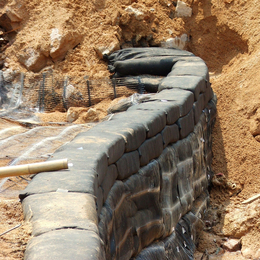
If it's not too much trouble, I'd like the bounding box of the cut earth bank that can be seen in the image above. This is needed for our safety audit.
[1,0,260,259]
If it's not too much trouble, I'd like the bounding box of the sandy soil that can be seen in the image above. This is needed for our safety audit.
[1,0,260,259]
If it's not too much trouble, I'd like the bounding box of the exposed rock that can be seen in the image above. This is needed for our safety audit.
[125,6,145,20]
[176,1,192,17]
[82,108,99,122]
[223,239,241,252]
[2,68,16,82]
[161,34,188,49]
[18,47,48,72]
[241,246,260,259]
[223,201,260,238]
[50,28,83,62]
[66,107,88,123]
[65,84,76,99]
[249,119,260,136]
[6,8,22,22]
[67,107,100,123]
[95,37,120,59]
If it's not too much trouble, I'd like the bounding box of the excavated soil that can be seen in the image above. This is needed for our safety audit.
[1,0,260,259]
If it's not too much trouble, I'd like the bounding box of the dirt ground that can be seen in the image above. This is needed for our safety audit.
[1,0,260,259]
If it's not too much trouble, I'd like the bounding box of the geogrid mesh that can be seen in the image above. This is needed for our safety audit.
[0,71,145,117]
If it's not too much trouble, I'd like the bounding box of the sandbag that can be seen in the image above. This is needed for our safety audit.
[109,56,178,76]
[161,124,179,148]
[120,109,166,138]
[173,138,193,162]
[150,88,194,117]
[89,119,147,153]
[204,85,214,105]
[46,141,108,187]
[164,231,191,260]
[169,59,209,82]
[193,94,205,125]
[107,47,194,64]
[97,186,104,217]
[177,158,194,214]
[128,99,180,125]
[22,192,98,237]
[125,161,161,211]
[111,199,136,260]
[101,164,118,204]
[157,147,181,236]
[107,93,154,114]
[104,181,126,211]
[114,75,162,93]
[116,151,140,180]
[177,109,195,139]
[191,190,210,220]
[74,129,126,165]
[19,169,98,201]
[138,134,164,166]
[158,75,207,101]
[134,242,166,260]
[98,205,114,259]
[24,229,105,260]
[131,209,165,254]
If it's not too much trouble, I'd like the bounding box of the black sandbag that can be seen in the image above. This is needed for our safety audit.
[87,119,147,153]
[183,212,203,244]
[161,124,179,148]
[107,47,194,64]
[158,75,207,101]
[173,138,193,162]
[22,192,98,237]
[73,128,126,165]
[112,109,166,139]
[131,208,165,253]
[98,205,113,259]
[206,92,217,123]
[177,109,195,139]
[101,164,118,203]
[128,99,180,125]
[19,169,98,201]
[169,59,209,82]
[191,190,210,220]
[193,94,205,125]
[164,231,191,260]
[175,222,195,259]
[97,186,104,217]
[177,158,194,214]
[112,200,136,260]
[157,147,182,236]
[109,56,178,76]
[134,241,166,260]
[125,161,161,211]
[43,139,108,188]
[116,151,140,180]
[24,229,105,260]
[138,134,164,166]
[116,75,163,93]
[204,85,214,105]
[150,88,194,117]
[104,180,126,211]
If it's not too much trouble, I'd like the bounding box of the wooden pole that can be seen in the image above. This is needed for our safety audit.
[0,159,68,178]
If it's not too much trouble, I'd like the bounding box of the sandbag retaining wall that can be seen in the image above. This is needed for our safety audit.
[19,48,216,260]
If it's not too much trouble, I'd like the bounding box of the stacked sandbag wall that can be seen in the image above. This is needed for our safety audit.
[19,48,216,260]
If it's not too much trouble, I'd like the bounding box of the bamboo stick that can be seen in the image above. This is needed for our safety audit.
[0,159,68,178]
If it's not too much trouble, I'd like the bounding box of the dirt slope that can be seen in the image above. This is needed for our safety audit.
[1,0,260,259]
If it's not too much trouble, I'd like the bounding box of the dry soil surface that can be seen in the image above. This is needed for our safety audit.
[1,0,260,259]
